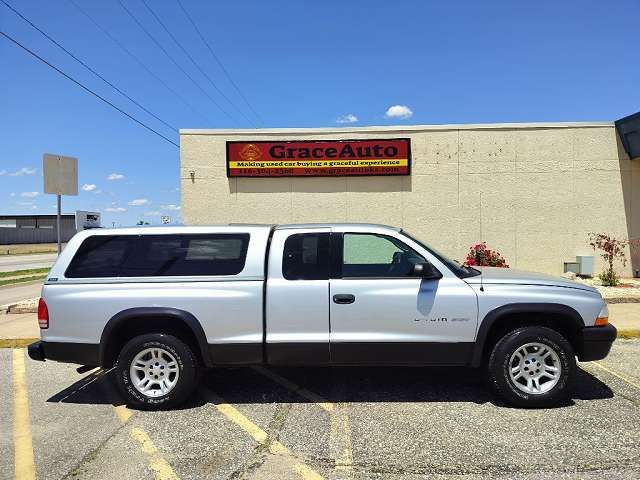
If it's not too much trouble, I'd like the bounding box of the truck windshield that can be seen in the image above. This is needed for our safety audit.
[400,230,481,279]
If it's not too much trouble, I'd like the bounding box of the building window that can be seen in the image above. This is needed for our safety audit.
[0,219,17,228]
[37,218,55,229]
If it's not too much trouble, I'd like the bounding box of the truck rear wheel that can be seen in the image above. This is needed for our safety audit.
[488,326,575,408]
[116,333,198,410]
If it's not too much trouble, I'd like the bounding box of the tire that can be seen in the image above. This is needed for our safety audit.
[115,333,198,410]
[488,326,576,408]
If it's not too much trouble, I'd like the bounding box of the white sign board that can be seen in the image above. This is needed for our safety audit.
[75,210,101,231]
[43,153,78,196]
[161,216,171,225]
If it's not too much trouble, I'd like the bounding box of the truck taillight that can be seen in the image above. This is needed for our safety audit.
[37,298,49,329]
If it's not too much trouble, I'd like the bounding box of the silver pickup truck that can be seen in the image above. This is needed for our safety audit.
[28,223,616,409]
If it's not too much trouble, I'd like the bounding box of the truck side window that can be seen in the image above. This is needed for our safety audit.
[65,235,134,278]
[282,233,330,280]
[66,234,250,278]
[121,234,249,276]
[342,233,424,278]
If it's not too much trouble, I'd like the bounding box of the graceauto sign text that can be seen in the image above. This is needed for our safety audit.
[226,139,411,177]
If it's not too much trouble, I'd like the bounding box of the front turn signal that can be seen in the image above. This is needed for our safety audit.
[595,304,609,326]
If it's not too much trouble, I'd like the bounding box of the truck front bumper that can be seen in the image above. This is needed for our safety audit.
[577,324,617,362]
[27,340,100,366]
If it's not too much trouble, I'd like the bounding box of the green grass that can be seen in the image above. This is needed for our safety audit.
[0,267,50,278]
[0,274,48,287]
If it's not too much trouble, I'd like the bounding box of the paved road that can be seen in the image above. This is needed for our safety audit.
[0,282,43,306]
[1,340,639,480]
[0,253,57,273]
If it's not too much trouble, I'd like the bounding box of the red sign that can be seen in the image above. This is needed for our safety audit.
[226,139,411,177]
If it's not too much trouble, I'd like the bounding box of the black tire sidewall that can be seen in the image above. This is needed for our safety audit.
[489,327,575,408]
[116,334,197,410]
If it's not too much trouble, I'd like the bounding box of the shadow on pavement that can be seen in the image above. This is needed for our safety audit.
[47,365,614,410]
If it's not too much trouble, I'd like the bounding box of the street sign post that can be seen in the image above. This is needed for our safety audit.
[43,154,78,255]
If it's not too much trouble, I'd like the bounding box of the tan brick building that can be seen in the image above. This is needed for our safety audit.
[180,122,639,276]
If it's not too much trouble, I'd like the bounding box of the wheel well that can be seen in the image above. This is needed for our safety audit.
[101,316,204,368]
[481,312,581,362]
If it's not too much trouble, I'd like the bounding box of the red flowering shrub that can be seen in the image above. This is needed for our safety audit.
[465,242,509,268]
[588,233,628,286]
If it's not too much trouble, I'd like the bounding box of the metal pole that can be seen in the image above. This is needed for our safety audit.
[56,194,61,255]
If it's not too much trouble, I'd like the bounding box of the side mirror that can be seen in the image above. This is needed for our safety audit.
[411,262,443,279]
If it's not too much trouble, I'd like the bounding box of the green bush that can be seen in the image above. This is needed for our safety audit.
[598,268,620,287]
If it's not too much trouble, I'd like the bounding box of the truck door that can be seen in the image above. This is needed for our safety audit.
[266,228,331,365]
[329,231,478,365]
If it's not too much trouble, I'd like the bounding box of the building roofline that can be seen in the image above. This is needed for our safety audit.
[180,121,614,136]
[0,214,75,219]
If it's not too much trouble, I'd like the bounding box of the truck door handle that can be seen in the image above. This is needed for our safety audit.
[333,294,355,304]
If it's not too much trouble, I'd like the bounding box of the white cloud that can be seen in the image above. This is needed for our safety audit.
[20,191,39,198]
[144,211,161,216]
[104,207,127,213]
[384,105,413,120]
[107,173,125,181]
[82,183,97,192]
[336,114,358,124]
[0,170,6,176]
[161,204,181,211]
[16,201,34,206]
[10,192,15,197]
[128,198,149,206]
[9,167,37,176]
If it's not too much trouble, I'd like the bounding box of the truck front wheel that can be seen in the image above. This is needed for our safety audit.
[115,333,198,410]
[488,326,576,408]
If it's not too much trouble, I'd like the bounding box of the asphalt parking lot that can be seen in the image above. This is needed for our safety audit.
[1,340,639,480]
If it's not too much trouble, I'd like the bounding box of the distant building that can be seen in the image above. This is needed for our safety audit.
[0,214,76,245]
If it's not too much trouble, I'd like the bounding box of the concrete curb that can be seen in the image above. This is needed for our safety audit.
[0,338,39,348]
[1,297,39,314]
[605,298,640,304]
[617,329,640,339]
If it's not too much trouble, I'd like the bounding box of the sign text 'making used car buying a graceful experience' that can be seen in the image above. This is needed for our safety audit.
[226,139,411,177]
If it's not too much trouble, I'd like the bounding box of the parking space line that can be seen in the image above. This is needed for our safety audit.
[252,367,353,478]
[330,406,354,478]
[130,428,180,480]
[113,406,180,480]
[114,404,133,423]
[253,366,334,412]
[206,389,325,480]
[592,361,640,390]
[12,348,35,480]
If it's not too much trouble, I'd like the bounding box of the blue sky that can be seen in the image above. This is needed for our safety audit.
[2,0,639,226]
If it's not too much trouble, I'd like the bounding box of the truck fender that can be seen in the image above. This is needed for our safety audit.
[99,307,212,367]
[470,303,584,368]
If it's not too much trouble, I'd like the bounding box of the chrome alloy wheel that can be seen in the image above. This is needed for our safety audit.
[129,347,180,398]
[508,342,561,395]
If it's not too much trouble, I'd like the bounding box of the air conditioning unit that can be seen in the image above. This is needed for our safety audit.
[563,255,594,277]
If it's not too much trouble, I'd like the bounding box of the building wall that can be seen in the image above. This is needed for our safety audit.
[0,216,77,245]
[180,123,640,276]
